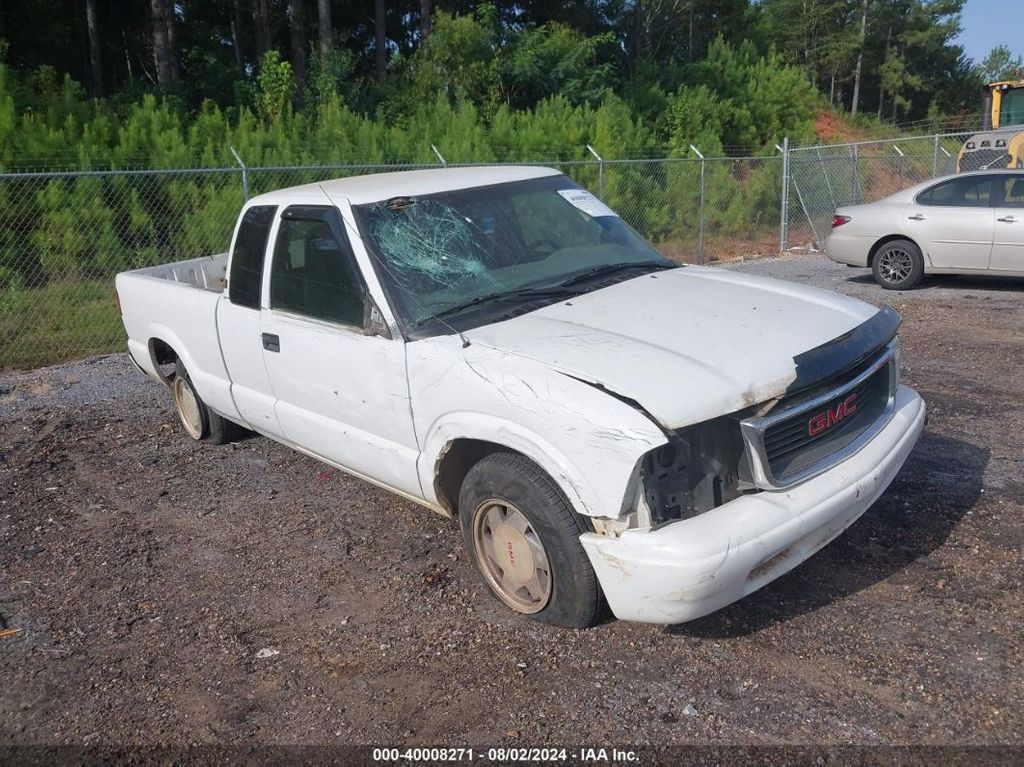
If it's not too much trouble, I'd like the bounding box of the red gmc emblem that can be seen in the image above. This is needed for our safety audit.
[808,393,858,437]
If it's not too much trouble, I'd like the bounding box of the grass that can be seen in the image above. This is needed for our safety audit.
[0,280,125,369]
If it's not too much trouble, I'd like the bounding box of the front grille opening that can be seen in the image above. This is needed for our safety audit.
[741,345,898,489]
[764,361,891,480]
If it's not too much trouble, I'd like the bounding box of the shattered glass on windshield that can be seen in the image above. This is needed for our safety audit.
[354,174,671,331]
[367,198,497,294]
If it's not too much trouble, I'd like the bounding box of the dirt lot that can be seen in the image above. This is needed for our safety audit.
[1,256,1022,755]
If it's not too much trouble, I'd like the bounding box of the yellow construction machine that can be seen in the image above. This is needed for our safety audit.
[957,79,1024,171]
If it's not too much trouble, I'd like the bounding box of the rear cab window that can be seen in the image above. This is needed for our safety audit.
[229,205,277,308]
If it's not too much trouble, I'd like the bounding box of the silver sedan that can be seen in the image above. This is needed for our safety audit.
[826,169,1024,289]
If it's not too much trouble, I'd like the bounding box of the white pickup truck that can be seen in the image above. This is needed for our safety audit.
[116,166,926,627]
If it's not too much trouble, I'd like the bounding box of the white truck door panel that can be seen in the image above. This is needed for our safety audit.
[217,203,284,436]
[260,205,421,497]
[906,174,996,270]
[991,175,1024,273]
[260,313,420,495]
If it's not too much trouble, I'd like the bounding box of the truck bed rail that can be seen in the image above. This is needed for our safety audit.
[124,253,228,293]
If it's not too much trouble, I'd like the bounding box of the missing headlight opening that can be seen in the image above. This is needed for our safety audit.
[640,415,757,526]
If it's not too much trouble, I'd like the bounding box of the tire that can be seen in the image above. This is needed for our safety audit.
[873,239,924,290]
[458,452,604,628]
[172,360,242,444]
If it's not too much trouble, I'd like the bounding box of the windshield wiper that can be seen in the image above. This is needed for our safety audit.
[414,285,582,326]
[555,261,674,289]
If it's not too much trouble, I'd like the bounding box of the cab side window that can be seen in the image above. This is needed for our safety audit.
[229,205,277,308]
[917,176,994,207]
[270,207,366,327]
[1000,176,1024,208]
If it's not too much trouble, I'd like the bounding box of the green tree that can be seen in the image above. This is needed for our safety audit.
[975,46,1024,83]
[502,22,615,108]
[256,51,295,122]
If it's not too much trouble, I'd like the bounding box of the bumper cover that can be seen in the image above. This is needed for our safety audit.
[580,384,925,624]
[825,232,872,267]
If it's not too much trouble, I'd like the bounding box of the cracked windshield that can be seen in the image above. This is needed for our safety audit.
[354,174,672,330]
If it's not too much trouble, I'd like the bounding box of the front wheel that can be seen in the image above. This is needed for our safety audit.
[873,239,924,290]
[458,452,604,628]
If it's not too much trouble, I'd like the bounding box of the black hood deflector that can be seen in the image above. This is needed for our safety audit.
[787,304,901,395]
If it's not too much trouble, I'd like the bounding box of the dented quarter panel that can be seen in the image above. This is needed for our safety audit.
[406,333,668,519]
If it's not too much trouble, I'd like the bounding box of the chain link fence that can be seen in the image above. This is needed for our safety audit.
[0,155,784,369]
[0,130,988,369]
[784,131,977,249]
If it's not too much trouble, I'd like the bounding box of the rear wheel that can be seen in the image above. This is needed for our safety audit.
[873,239,924,290]
[458,452,604,628]
[172,360,242,444]
[172,370,205,440]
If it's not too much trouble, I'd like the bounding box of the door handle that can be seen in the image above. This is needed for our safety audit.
[908,214,926,221]
[261,333,280,352]
[997,215,1019,223]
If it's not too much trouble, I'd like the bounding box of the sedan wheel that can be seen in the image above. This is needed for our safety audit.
[878,247,913,283]
[872,239,924,290]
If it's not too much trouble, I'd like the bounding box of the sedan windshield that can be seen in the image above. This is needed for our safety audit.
[353,174,673,332]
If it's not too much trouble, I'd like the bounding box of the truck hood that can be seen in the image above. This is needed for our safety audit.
[464,266,879,430]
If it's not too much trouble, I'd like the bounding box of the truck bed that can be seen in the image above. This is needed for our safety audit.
[125,253,228,293]
[116,251,241,424]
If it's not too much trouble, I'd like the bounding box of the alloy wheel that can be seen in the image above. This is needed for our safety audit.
[878,248,914,284]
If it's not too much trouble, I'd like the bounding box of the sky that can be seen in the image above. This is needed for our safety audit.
[955,0,1024,64]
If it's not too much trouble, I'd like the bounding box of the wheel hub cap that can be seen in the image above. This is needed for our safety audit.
[173,377,203,440]
[473,501,552,614]
[491,523,536,585]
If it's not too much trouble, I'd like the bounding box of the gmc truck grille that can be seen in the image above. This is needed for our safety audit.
[740,345,897,489]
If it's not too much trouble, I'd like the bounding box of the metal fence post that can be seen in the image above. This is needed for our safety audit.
[893,144,905,186]
[690,144,706,263]
[431,144,447,165]
[852,143,861,204]
[230,146,249,201]
[939,145,952,172]
[778,137,790,253]
[586,144,604,198]
[816,146,837,211]
[932,134,940,178]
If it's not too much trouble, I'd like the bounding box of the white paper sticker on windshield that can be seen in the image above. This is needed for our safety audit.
[557,189,618,218]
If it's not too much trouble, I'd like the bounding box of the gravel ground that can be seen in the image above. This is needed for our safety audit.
[1,255,1022,756]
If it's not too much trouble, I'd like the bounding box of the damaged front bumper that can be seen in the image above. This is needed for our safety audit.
[579,384,926,625]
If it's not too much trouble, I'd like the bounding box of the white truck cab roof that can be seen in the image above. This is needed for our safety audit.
[247,165,562,207]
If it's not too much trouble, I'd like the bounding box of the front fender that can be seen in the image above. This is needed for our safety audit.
[409,336,667,519]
